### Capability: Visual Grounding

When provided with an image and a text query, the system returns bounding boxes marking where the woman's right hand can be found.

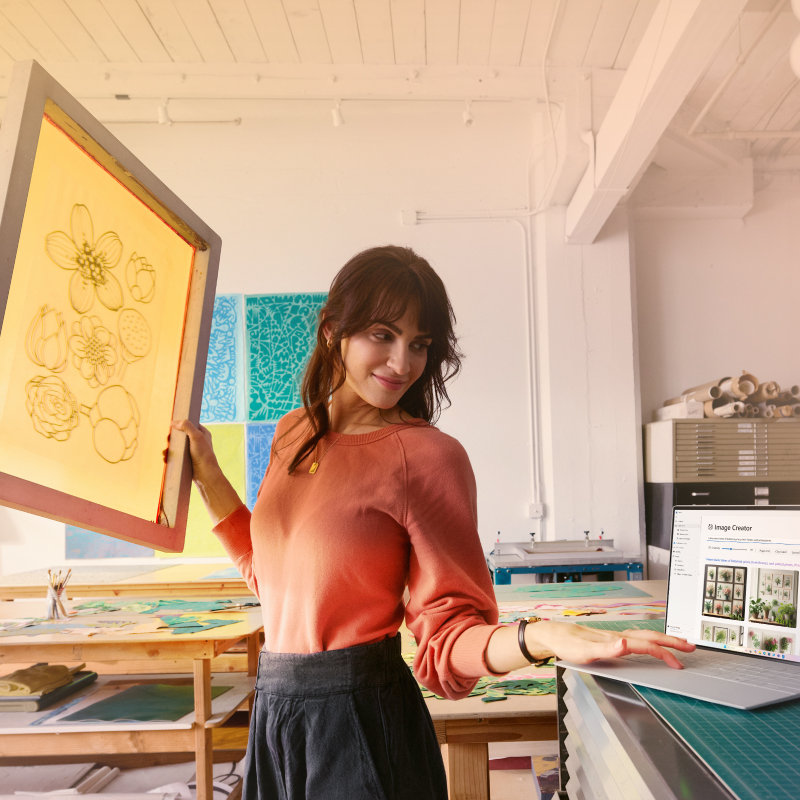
[531,620,695,669]
[171,419,223,487]
[171,419,243,524]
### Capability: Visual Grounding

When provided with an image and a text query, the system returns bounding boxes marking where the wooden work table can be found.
[0,562,250,600]
[427,688,557,798]
[0,599,263,800]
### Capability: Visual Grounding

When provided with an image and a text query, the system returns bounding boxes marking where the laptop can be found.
[558,505,800,709]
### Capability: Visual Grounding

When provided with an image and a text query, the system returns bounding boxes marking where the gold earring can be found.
[326,339,332,349]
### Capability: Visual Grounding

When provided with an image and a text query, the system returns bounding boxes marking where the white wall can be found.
[634,174,800,423]
[0,98,545,572]
[534,207,644,555]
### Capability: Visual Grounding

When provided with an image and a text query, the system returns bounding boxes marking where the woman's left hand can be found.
[532,620,695,669]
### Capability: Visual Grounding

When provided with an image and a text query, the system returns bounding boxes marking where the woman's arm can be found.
[171,419,243,525]
[485,619,695,674]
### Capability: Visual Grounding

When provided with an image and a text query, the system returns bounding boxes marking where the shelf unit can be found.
[0,606,263,800]
[644,419,800,550]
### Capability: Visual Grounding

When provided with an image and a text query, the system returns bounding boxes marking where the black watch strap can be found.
[518,616,551,666]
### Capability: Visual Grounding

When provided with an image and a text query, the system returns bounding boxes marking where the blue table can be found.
[489,559,644,585]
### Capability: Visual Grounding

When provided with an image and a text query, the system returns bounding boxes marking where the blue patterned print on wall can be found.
[245,293,327,421]
[66,525,154,559]
[201,294,244,423]
[246,422,277,509]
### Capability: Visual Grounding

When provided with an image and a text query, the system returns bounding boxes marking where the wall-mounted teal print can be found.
[201,294,244,423]
[245,293,326,421]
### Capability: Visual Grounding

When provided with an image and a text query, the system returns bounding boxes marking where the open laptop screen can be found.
[665,505,800,661]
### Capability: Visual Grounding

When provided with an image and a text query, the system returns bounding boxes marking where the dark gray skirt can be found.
[242,635,448,800]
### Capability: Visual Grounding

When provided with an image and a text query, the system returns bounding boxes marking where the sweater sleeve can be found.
[401,430,503,700]
[210,411,298,599]
[213,504,260,600]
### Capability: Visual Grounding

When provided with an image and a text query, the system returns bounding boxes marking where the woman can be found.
[174,245,693,799]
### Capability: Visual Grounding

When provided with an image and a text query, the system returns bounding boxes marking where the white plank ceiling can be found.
[0,0,798,239]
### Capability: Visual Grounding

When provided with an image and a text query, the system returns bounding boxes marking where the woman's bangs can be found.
[367,272,425,329]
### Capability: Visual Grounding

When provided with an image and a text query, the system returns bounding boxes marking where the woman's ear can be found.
[321,320,333,343]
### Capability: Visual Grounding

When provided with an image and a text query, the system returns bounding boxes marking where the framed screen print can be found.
[0,61,220,552]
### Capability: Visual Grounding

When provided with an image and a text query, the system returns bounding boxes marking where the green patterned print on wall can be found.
[245,293,326,420]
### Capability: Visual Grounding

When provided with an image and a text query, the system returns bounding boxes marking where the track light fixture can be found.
[462,100,474,127]
[157,99,171,126]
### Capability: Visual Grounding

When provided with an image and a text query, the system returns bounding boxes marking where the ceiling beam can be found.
[564,0,748,245]
[0,62,553,103]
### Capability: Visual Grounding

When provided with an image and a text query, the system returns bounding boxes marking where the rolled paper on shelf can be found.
[719,373,758,399]
[793,405,800,416]
[686,387,722,403]
[762,405,774,418]
[738,373,758,396]
[776,405,795,418]
[712,401,745,417]
[747,381,780,403]
[745,404,760,417]
[665,381,722,405]
[789,385,800,398]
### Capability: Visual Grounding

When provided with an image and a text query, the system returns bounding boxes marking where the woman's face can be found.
[336,307,431,413]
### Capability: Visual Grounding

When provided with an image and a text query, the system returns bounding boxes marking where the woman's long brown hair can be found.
[285,245,462,473]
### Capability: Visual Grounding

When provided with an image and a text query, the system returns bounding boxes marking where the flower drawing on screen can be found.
[117,308,152,379]
[25,304,68,372]
[68,316,119,387]
[125,252,156,303]
[45,204,123,313]
[80,384,140,463]
[25,375,79,441]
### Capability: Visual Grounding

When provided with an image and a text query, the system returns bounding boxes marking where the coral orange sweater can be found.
[213,408,501,700]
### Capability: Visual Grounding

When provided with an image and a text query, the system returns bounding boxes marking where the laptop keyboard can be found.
[625,648,800,691]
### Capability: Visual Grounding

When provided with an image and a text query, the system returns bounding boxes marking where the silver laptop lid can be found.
[666,505,800,661]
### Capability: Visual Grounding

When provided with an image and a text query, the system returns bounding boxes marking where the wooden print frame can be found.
[0,61,220,552]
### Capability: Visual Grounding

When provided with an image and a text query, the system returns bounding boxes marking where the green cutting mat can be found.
[635,687,800,800]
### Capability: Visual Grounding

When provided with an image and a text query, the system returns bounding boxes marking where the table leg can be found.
[193,658,213,800]
[442,742,490,800]
[247,630,259,676]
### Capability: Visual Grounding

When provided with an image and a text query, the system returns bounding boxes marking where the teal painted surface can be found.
[245,293,326,421]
